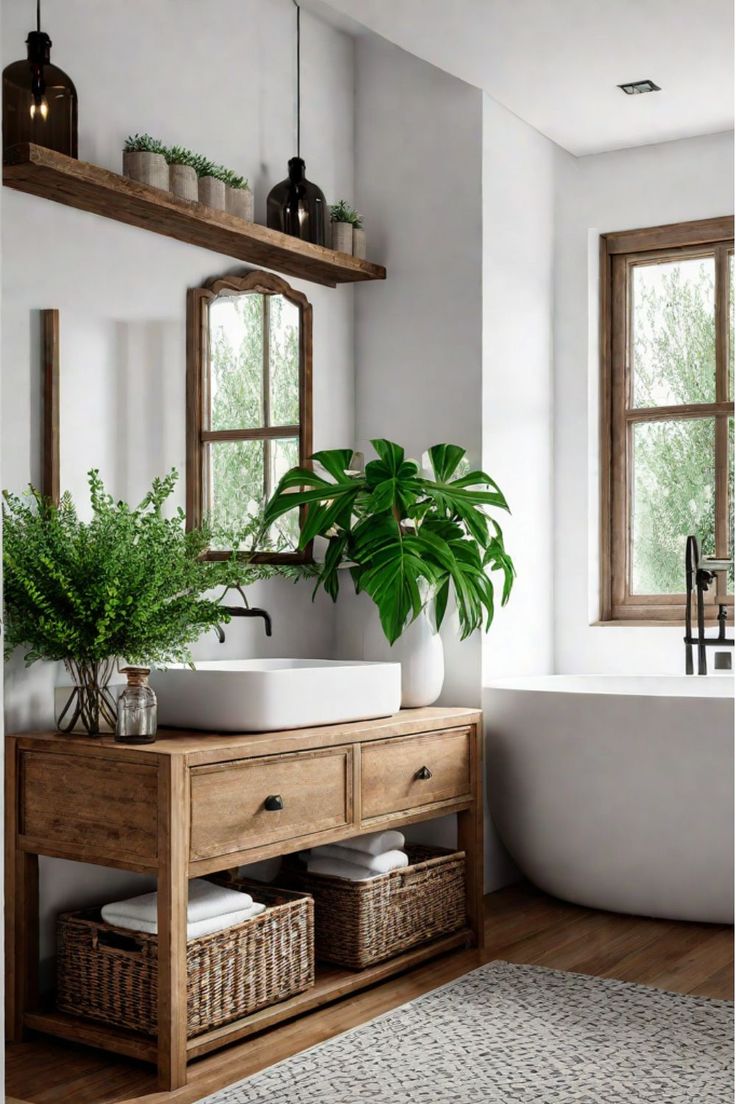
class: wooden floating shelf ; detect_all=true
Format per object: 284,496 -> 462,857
24,930 -> 471,1065
3,143 -> 387,288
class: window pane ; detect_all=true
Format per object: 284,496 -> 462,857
268,437 -> 300,548
269,295 -> 300,427
208,440 -> 264,543
208,437 -> 301,552
729,416 -> 734,593
631,256 -> 716,408
209,294 -> 264,431
631,417 -> 716,594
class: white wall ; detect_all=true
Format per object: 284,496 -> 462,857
351,34 -> 484,708
480,95 -> 558,889
350,41 -> 560,889
554,130 -> 735,674
1,0 -> 356,969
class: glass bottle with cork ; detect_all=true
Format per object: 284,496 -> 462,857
115,667 -> 157,745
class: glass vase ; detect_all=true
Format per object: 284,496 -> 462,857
57,658 -> 118,736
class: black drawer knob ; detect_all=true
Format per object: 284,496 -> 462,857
264,794 -> 284,811
415,765 -> 433,781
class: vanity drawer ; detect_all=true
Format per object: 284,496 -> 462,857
361,728 -> 471,821
190,747 -> 352,861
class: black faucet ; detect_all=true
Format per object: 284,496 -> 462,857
684,535 -> 733,675
215,585 -> 272,643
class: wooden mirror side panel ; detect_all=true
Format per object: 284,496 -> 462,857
41,308 -> 60,504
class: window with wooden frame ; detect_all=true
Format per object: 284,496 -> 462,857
186,270 -> 312,562
600,216 -> 735,623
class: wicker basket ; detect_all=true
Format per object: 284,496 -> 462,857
56,881 -> 314,1037
289,845 -> 466,969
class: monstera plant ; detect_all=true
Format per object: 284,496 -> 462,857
264,439 -> 515,645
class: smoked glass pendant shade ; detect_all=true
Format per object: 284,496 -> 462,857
3,29 -> 78,157
267,157 -> 326,246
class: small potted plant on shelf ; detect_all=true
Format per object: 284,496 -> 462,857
264,439 -> 515,707
329,200 -> 360,254
224,170 -> 254,221
195,156 -> 227,211
166,144 -> 198,201
352,211 -> 366,260
122,133 -> 168,190
2,469 -> 284,736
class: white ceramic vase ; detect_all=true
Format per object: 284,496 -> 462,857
198,175 -> 227,210
226,185 -> 254,221
169,163 -> 198,201
352,226 -> 366,259
340,590 -> 444,708
122,150 -> 168,190
331,220 -> 353,254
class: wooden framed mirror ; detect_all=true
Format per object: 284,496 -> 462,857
186,270 -> 313,562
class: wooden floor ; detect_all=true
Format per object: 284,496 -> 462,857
7,883 -> 733,1104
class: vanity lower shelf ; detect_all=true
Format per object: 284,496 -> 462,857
24,929 -> 472,1064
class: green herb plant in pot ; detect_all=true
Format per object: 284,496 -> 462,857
2,469 -> 277,736
264,439 -> 515,706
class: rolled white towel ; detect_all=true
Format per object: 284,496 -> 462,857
313,844 -> 409,874
102,901 -> 267,940
336,830 -> 405,857
101,877 -> 255,935
307,857 -> 382,881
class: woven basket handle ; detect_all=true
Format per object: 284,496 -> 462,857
394,865 -> 433,892
93,928 -> 145,957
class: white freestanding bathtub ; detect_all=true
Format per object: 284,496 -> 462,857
484,675 -> 734,924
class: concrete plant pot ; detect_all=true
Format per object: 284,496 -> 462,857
226,185 -> 254,221
352,227 -> 366,260
198,175 -> 227,210
123,150 -> 168,190
331,220 -> 353,254
169,163 -> 198,201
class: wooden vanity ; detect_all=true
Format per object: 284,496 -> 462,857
6,706 -> 484,1090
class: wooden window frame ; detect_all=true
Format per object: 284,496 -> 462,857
186,269 -> 313,563
600,216 -> 735,624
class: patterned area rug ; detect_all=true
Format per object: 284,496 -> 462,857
199,961 -> 733,1103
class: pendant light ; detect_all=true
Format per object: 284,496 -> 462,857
266,2 -> 326,246
2,0 -> 78,158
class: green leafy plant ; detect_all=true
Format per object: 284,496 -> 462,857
222,168 -> 250,190
264,439 -> 515,644
166,144 -> 198,167
192,154 -> 217,179
2,468 -> 283,668
329,200 -> 362,227
123,133 -> 166,155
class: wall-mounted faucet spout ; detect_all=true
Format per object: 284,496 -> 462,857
215,585 -> 272,644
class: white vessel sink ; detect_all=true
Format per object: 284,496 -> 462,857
151,659 -> 402,733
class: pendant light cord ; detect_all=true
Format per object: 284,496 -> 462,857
295,1 -> 300,157
37,0 -> 41,31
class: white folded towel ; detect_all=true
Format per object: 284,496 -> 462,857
314,844 -> 409,874
102,901 -> 267,940
336,830 -> 405,857
101,877 -> 260,939
306,857 -> 382,881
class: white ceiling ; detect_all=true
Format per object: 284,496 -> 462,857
307,0 -> 734,156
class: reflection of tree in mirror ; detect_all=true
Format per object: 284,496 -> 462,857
631,263 -> 733,593
209,293 -> 300,549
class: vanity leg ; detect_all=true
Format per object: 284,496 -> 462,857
457,721 -> 485,950
157,757 -> 189,1090
5,736 -> 39,1042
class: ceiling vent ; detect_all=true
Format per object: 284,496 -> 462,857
618,79 -> 661,95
